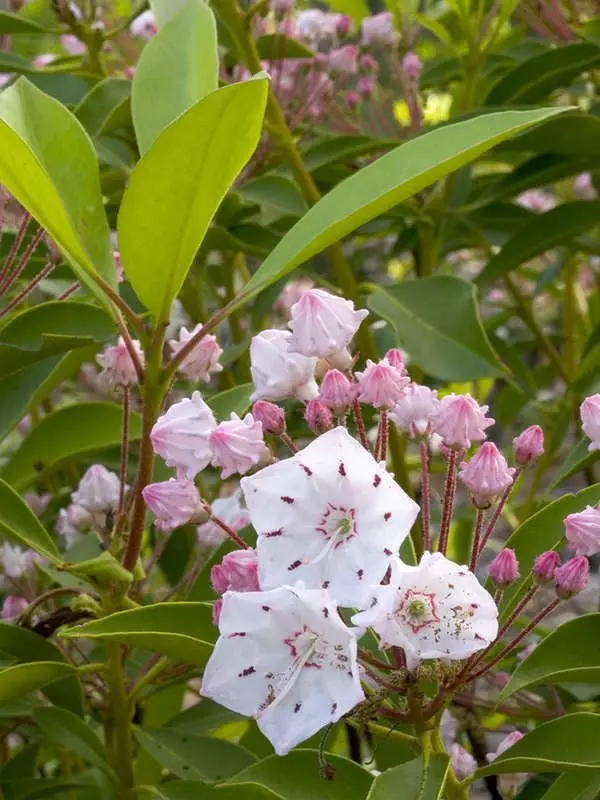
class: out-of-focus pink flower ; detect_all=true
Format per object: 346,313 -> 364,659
72,465 -> 121,526
575,173 -> 596,199
346,90 -> 360,109
168,325 -> 223,383
459,443 -> 515,508
565,505 -> 600,556
402,52 -> 422,81
274,278 -> 315,313
23,492 -> 51,516
359,53 -> 379,74
580,394 -> 600,451
389,383 -> 440,439
431,393 -> 494,450
357,76 -> 375,100
96,337 -> 144,386
60,34 -> 86,55
33,54 -> 56,68
305,399 -> 333,433
488,549 -> 520,588
512,425 -> 544,466
1,596 -> 28,620
555,556 -> 589,598
516,190 -> 555,213
356,358 -> 409,409
130,9 -> 157,38
296,9 -> 341,41
56,504 -> 91,548
360,12 -> 396,46
151,392 -> 216,479
487,731 -> 524,762
533,551 -> 561,584
252,401 -> 286,436
211,548 -> 260,595
209,413 -> 269,479
328,45 -> 358,75
271,0 -> 295,13
142,478 -> 206,532
336,14 -> 353,38
113,250 -> 124,283
450,744 -> 477,780
318,369 -> 356,416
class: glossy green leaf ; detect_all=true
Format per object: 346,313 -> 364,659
486,42 -> 600,105
0,11 -> 50,34
0,662 -> 75,709
240,108 -> 566,304
538,771 -> 600,800
501,615 -> 600,698
207,384 -> 253,420
368,277 -> 502,381
367,754 -> 449,800
62,602 -> 216,666
0,79 -> 115,296
33,707 -> 113,777
499,113 -> 600,157
0,302 -> 115,379
132,0 -> 218,154
475,714 -> 600,777
135,729 -> 255,783
255,34 -> 314,60
0,356 -> 63,440
0,622 -> 83,716
239,176 -> 308,217
75,78 -> 132,138
118,78 -> 268,320
1,402 -> 142,490
0,479 -> 59,560
477,202 -> 600,285
149,0 -> 189,27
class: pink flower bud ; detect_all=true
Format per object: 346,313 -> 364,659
142,478 -> 206,532
459,443 -> 515,508
493,671 -> 511,688
389,382 -> 440,439
96,337 -> 144,386
450,744 -> 477,780
581,394 -> 600,452
1,596 -> 28,620
274,278 -> 314,313
357,76 -> 375,100
319,369 -> 356,416
360,11 -> 396,46
336,14 -> 353,37
512,425 -> 544,466
565,505 -> 600,556
555,555 -> 589,598
151,392 -> 216,480
346,90 -> 360,109
431,393 -> 494,450
113,250 -> 124,283
305,399 -> 333,433
533,550 -> 561,584
252,401 -> 286,436
210,548 -> 260,595
384,348 -> 406,371
60,34 -> 86,55
209,413 -> 269,479
356,358 -> 409,410
359,53 -> 379,75
328,45 -> 357,75
168,326 -> 223,383
402,52 -> 422,81
271,0 -> 295,13
130,9 -> 157,38
488,548 -> 520,588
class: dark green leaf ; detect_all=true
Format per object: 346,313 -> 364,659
33,707 -> 113,776
368,277 -> 502,381
0,12 -> 50,34
255,34 -> 314,59
0,662 -> 75,709
207,384 -> 253,420
0,479 -> 59,560
75,79 -> 131,138
538,771 -> 600,800
549,438 -> 598,489
140,782 -> 277,799
499,113 -> 600,157
366,754 -> 449,800
0,356 -> 63,441
239,176 -> 308,218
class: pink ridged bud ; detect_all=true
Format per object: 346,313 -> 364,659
346,90 -> 360,109
450,744 -> 477,780
168,326 -> 223,383
384,348 -> 406,371
211,549 -> 260,595
402,52 -> 422,81
252,401 -> 286,436
357,76 -> 375,100
328,45 -> 357,75
1,596 -> 28,620
555,556 -> 589,598
356,358 -> 409,410
389,382 -> 440,439
142,478 -> 206,532
359,53 -> 379,75
319,369 -> 356,416
96,337 -> 144,386
533,550 -> 561,584
487,731 -> 524,762
431,394 -> 494,450
209,413 -> 269,480
565,505 -> 600,557
488,549 -> 520,588
458,443 -> 515,509
336,13 -> 352,37
212,598 -> 223,625
305,399 -> 333,433
581,394 -> 600,452
512,425 -> 544,466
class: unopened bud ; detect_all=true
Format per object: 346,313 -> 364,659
305,400 -> 333,434
533,550 -> 561,584
252,401 -> 286,436
488,548 -> 520,588
555,555 -> 589,598
336,13 -> 352,38
512,425 -> 544,467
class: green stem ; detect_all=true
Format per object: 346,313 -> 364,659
127,656 -> 170,706
106,643 -> 134,799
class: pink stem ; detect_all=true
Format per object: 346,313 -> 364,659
0,261 -> 55,319
210,515 -> 249,550
376,411 -> 389,463
478,470 -> 520,556
438,449 -> 459,555
57,282 -> 80,300
469,508 -> 486,572
352,399 -> 369,451
0,213 -> 31,287
419,441 -> 431,552
117,387 -> 130,520
280,433 -> 298,454
0,227 -> 44,295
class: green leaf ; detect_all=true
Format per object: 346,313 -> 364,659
62,602 -> 216,667
367,277 -> 502,381
132,0 -> 218,154
0,356 -> 63,441
477,202 -> 600,285
239,176 -> 308,218
499,113 -> 600,157
475,714 -> 600,777
240,108 -> 566,304
207,384 -> 253,420
135,729 -> 255,783
0,479 -> 59,560
255,34 -> 315,60
0,662 -> 75,709
149,0 -> 189,27
0,302 -> 115,379
538,771 -> 600,800
0,11 -> 50,34
0,79 -> 115,297
138,782 -> 277,799
549,438 -> 598,489
366,754 -> 449,800
0,622 -> 83,716
225,750 -> 374,799
75,78 -> 132,138
485,42 -> 600,105
1,402 -> 142,490
501,615 -> 600,697
118,78 -> 268,320
33,707 -> 113,777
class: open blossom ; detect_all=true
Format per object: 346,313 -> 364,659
72,465 -> 122,528
201,585 -> 364,755
296,9 -> 341,41
352,552 -> 498,670
580,395 -> 600,451
0,543 -> 42,579
288,289 -> 368,369
130,9 -> 157,38
318,369 -> 356,416
210,413 -> 269,479
197,489 -> 250,549
142,479 -> 206,532
512,425 -> 544,466
431,393 -> 494,449
211,549 -> 260,595
360,12 -> 396,46
459,443 -> 515,508
355,358 -> 409,409
250,329 -> 318,403
96,337 -> 144,386
151,392 -> 216,479
241,427 -> 419,608
168,326 -> 223,383
565,505 -> 600,556
389,383 -> 440,438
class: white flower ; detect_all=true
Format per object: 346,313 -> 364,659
0,543 -> 33,579
250,329 -> 318,403
241,427 -> 419,608
352,552 -> 498,669
389,383 -> 440,439
72,465 -> 122,529
296,9 -> 341,40
201,585 -> 364,755
150,392 -> 216,480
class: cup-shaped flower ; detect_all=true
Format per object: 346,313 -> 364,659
355,358 -> 409,410
459,443 -> 515,509
241,427 -> 419,608
431,394 -> 494,450
352,552 -> 498,669
142,478 -> 205,532
150,392 -> 216,480
250,329 -> 318,403
565,505 -> 600,556
555,556 -> 589,598
211,549 -> 260,595
197,489 -> 249,549
96,337 -> 144,387
580,394 -> 600,452
318,369 -> 357,416
512,425 -> 544,466
389,383 -> 440,439
201,585 -> 364,755
288,289 -> 368,368
168,326 -> 223,383
72,465 -> 122,528
210,413 -> 269,480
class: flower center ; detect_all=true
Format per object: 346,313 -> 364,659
396,588 -> 440,633
305,504 -> 358,566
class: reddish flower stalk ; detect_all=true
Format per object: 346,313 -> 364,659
57,282 -> 80,300
116,319 -> 145,385
280,432 -> 298,454
469,509 -> 486,572
0,227 -> 44,295
375,411 -> 389,462
0,213 -> 32,287
477,470 -> 520,556
0,261 -> 55,319
438,449 -> 459,555
352,398 -> 370,451
117,387 -> 130,521
209,514 -> 249,550
419,441 -> 431,551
